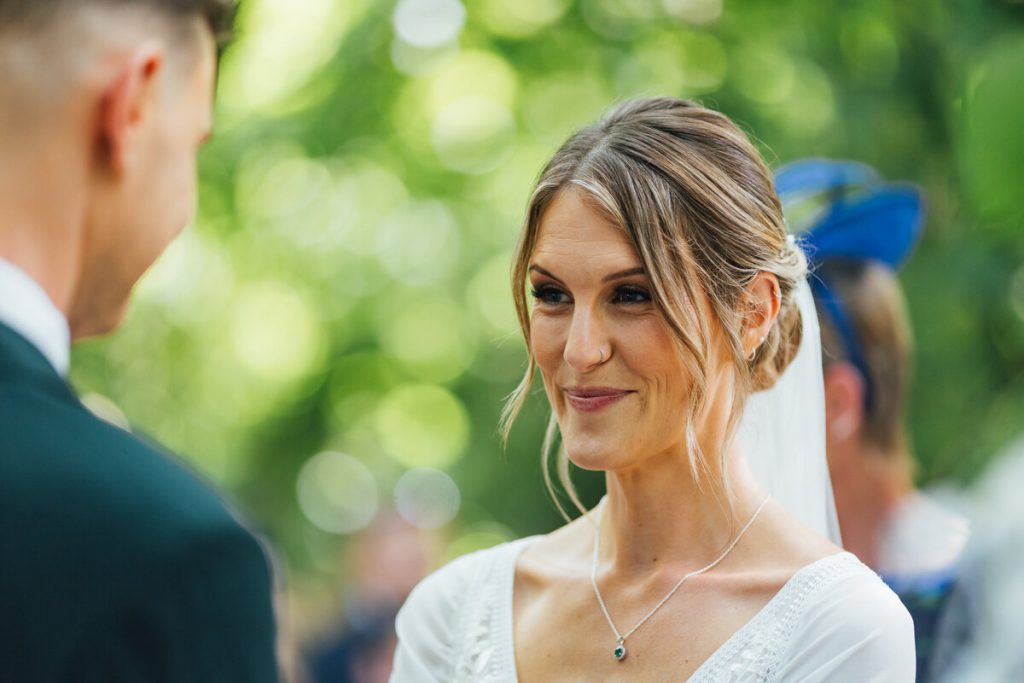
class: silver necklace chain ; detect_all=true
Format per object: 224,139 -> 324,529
590,495 -> 771,661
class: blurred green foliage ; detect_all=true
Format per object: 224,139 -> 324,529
70,0 -> 1024,577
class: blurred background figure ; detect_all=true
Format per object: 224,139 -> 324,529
778,159 -> 970,681
304,511 -> 441,683
928,434 -> 1024,681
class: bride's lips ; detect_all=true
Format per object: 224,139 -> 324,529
564,387 -> 635,412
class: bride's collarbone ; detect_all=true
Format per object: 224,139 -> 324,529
512,549 -> 793,682
510,506 -> 840,680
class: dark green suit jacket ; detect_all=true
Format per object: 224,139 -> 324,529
0,323 -> 278,681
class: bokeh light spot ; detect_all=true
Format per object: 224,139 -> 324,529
137,230 -> 235,324
469,254 -> 519,336
230,282 -> 325,382
476,0 -> 572,38
393,0 -> 466,49
523,72 -> 610,145
581,0 -> 662,40
332,159 -> 411,256
777,61 -> 836,136
375,385 -> 470,468
375,200 -> 460,284
297,451 -> 379,534
424,50 -> 519,114
390,39 -> 458,77
236,150 -> 332,225
734,46 -> 796,105
379,296 -> 477,383
218,0 -> 364,112
678,32 -> 729,92
392,50 -> 518,165
614,31 -> 727,98
662,0 -> 722,24
394,468 -> 461,529
432,96 -> 518,174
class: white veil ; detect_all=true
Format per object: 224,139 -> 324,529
738,278 -> 842,544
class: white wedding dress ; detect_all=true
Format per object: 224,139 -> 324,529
390,536 -> 915,682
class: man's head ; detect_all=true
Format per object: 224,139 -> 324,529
0,0 -> 234,338
816,259 -> 914,466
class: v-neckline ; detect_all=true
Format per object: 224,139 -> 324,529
502,538 -> 853,682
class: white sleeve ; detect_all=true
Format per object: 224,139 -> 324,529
773,570 -> 916,682
389,553 -> 479,683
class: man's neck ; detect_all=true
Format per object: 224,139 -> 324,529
0,240 -> 79,317
832,444 -> 913,569
0,156 -> 86,318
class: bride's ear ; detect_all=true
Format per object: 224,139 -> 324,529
741,272 -> 781,357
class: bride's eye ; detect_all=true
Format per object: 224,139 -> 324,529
612,285 -> 651,305
531,284 -> 571,306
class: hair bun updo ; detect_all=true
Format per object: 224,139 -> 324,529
748,238 -> 807,392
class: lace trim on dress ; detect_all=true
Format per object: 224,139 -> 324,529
688,552 -> 861,682
453,539 -> 530,683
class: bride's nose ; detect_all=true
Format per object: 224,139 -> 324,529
563,305 -> 609,371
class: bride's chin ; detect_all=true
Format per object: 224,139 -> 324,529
562,442 -> 624,472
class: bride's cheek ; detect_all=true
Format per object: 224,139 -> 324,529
530,320 -> 565,371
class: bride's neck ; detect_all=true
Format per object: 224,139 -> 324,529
598,446 -> 764,573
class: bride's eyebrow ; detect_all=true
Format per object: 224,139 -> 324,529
602,267 -> 646,282
529,264 -> 646,284
528,265 -> 565,284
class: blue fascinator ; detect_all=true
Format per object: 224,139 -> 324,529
774,158 -> 926,408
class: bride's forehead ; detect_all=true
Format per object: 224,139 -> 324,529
534,199 -> 637,262
531,232 -> 641,280
533,226 -> 634,256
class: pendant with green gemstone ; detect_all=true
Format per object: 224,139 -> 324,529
613,638 -> 627,661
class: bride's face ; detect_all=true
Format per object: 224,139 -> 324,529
529,189 -> 696,471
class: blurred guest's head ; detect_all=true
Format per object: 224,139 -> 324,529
816,259 -> 914,466
815,257 -> 917,566
346,512 -> 436,606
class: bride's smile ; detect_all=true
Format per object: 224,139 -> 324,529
561,386 -> 635,413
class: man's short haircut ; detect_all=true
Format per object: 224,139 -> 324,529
816,259 -> 914,455
0,0 -> 236,45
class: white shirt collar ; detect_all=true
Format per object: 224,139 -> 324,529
0,257 -> 71,376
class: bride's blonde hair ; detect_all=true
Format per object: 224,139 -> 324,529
500,97 -> 808,519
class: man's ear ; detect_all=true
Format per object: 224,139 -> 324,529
96,42 -> 165,175
823,362 -> 865,443
742,272 -> 781,357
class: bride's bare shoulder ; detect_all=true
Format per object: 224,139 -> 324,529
749,500 -> 844,574
515,512 -> 595,586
